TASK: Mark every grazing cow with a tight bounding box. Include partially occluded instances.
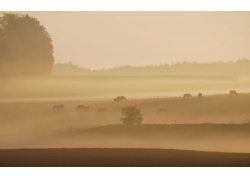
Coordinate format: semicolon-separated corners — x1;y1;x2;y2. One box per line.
53;104;65;111
116;96;127;102
84;106;89;112
114;98;120;103
97;108;106;113
230;90;237;96
157;108;167;114
183;93;192;99
198;93;202;99
60;104;65;110
77;105;85;111
53;105;61;111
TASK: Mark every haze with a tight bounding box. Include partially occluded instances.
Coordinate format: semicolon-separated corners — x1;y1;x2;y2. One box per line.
1;11;250;69
1;11;250;165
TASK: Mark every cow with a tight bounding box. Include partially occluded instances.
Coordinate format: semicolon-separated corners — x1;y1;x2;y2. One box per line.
114;98;120;103
53;105;61;111
230;90;237;96
183;93;192;99
60;104;65;110
77;105;85;111
157;108;167;114
97;108;106;113
84;106;89;112
53;104;65;111
115;96;127;102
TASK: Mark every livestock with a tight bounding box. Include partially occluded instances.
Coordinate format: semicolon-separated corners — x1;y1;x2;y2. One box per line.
230;90;237;96
53;104;65;111
97;108;106;113
157;108;167;114
114;98;120;103
60;104;65;110
77;105;85;111
53;105;61;111
84;106;89;111
116;96;127;102
183;93;192;99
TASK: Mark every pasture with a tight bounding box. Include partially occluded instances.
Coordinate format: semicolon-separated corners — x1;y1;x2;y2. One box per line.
0;91;250;152
0;75;250;159
0;75;249;100
1;148;250;167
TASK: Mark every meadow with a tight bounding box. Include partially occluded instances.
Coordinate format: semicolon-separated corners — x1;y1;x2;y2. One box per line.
1;148;250;167
0;75;250;166
0;74;248;100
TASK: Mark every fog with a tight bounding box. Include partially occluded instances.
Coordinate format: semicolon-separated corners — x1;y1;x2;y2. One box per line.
0;75;250;153
1;75;249;100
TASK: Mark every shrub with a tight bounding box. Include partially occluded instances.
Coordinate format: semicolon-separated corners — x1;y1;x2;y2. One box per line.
120;106;143;125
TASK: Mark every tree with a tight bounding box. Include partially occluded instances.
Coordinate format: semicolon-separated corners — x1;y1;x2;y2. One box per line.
0;13;54;76
120;106;143;125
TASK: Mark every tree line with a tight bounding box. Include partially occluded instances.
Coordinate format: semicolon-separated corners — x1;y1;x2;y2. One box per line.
52;58;250;76
1;13;249;77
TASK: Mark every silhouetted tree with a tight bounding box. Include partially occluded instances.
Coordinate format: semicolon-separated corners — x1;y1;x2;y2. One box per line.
0;13;54;76
120;106;143;125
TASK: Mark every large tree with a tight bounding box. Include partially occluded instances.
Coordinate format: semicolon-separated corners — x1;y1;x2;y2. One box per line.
0;13;54;76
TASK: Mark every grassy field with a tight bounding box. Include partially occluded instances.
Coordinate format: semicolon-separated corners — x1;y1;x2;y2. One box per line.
0;75;250;166
0;75;249;100
0;92;250;152
1;148;250;167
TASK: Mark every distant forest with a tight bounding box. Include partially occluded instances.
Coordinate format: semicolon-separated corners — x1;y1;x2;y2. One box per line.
51;59;250;76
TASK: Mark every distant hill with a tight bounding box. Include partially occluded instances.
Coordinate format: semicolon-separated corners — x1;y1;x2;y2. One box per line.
52;58;250;76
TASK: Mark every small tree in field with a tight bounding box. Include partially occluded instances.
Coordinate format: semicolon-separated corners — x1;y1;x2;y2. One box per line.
120;106;143;125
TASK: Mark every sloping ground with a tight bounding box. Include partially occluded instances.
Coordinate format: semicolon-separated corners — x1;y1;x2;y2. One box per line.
22;124;250;153
0;148;250;167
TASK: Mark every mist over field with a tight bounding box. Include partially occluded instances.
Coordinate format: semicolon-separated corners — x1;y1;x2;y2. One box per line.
0;74;249;100
0;75;250;153
1;12;250;167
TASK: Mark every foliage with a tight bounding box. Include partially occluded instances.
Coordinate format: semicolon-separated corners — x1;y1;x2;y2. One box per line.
51;59;250;76
120;106;143;125
0;13;54;76
52;61;91;75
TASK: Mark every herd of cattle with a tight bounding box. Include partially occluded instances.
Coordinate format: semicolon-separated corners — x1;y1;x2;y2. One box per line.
52;90;238;114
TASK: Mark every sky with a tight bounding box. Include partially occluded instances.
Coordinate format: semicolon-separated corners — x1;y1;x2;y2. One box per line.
1;11;250;70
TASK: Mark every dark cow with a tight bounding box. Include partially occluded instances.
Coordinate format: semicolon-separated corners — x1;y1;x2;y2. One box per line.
53;105;61;111
157;108;167;114
97;108;106;113
53;104;65;111
230;90;237;96
114;98;120;103
115;96;127;102
77;105;85;111
198;93;202;99
184;93;192;99
84;106;89;112
60;104;65;110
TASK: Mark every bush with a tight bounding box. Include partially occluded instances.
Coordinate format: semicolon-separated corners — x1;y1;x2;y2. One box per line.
120;106;143;125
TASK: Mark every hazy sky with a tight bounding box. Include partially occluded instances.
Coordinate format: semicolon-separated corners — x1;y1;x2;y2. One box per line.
1;12;250;69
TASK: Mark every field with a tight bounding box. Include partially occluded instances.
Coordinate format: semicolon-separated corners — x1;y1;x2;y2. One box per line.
0;75;250;166
0;75;249;100
1;148;250;167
